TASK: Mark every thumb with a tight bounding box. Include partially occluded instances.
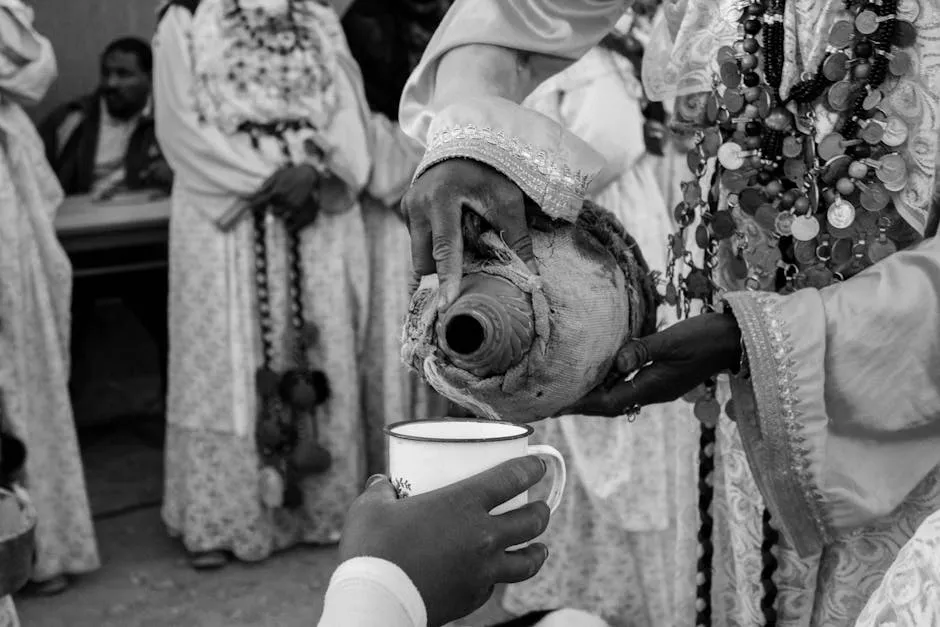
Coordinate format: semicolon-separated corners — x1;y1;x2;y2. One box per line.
360;474;398;503
615;339;651;374
431;224;465;311
615;330;671;374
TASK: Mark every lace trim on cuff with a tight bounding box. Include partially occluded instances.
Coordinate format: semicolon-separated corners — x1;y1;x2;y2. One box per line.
724;291;833;556
415;124;591;223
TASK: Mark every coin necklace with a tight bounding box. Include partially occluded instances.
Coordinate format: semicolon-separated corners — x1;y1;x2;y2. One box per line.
670;0;917;312
667;1;918;625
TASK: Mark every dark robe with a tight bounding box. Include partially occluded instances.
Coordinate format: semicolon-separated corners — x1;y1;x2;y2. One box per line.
37;93;167;196
341;0;454;120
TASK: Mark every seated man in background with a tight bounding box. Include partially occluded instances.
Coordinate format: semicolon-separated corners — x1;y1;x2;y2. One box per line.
40;37;170;419
39;36;171;199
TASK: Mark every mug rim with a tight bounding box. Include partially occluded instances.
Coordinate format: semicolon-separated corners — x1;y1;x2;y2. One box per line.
384;418;534;444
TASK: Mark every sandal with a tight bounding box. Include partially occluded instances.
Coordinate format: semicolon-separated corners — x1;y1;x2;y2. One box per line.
31;575;69;596
188;550;229;570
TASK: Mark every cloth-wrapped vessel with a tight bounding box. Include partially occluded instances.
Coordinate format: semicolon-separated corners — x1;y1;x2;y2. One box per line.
402;202;657;422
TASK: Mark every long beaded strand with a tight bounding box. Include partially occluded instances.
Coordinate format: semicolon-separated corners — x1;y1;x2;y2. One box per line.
253;210;330;508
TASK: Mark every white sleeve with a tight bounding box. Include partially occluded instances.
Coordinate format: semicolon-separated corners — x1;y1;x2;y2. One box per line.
0;3;56;106
398;0;627;223
152;6;280;199
317;557;427;627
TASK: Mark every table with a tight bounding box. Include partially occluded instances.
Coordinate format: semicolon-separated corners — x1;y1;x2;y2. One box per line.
55;192;170;278
56;193;170;400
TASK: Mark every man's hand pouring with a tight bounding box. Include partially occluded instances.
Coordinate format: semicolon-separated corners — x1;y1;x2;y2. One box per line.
402;160;539;310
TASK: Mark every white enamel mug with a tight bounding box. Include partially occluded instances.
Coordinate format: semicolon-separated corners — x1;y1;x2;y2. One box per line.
385;418;566;515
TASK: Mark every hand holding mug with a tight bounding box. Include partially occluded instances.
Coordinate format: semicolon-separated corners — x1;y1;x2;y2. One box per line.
566;311;743;416
340;456;552;627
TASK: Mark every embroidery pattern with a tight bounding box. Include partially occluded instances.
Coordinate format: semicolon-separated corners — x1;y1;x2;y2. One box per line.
189;0;342;140
392;477;412;499
725;292;834;550
417;124;592;223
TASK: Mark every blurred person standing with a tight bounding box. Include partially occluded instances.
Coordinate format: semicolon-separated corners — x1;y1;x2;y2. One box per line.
499;13;697;627
154;0;426;569
0;0;99;596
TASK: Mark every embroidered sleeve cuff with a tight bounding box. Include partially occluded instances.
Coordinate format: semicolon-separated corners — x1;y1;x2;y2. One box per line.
414;96;606;223
723;290;832;558
318;557;427;627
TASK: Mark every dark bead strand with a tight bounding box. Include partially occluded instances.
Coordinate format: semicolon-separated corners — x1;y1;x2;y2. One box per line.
759;0;784;622
761;130;785;170
695;420;717;627
839;90;869;137
868;0;897;86
287;230;305;333
763;0;785;89
788;60;832;103
253;210;283;465
287;229;306;365
840;0;896;136
253;210;275;368
761;509;780;626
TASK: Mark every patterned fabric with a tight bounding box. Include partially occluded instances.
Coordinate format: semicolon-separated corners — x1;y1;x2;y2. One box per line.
855;509;940;627
719;255;940;626
710;389;940;627
161;208;369;556
0;597;17;627
190;0;342;135
503;413;699;627
164;424;353;557
0;3;100;583
415;117;596;224
724;292;833;555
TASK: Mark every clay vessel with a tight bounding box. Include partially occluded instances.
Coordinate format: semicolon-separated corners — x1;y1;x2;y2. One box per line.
434;273;535;379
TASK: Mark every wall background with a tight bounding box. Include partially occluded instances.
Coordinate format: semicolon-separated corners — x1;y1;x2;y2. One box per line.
28;0;159;121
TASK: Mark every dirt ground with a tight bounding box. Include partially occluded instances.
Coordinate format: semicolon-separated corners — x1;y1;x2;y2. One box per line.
13;505;512;627
14;507;338;627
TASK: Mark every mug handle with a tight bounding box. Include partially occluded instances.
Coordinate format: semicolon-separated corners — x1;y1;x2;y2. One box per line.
526;444;567;514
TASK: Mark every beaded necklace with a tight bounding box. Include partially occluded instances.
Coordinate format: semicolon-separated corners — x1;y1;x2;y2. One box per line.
666;1;920;624
253;211;333;509
190;0;341;142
